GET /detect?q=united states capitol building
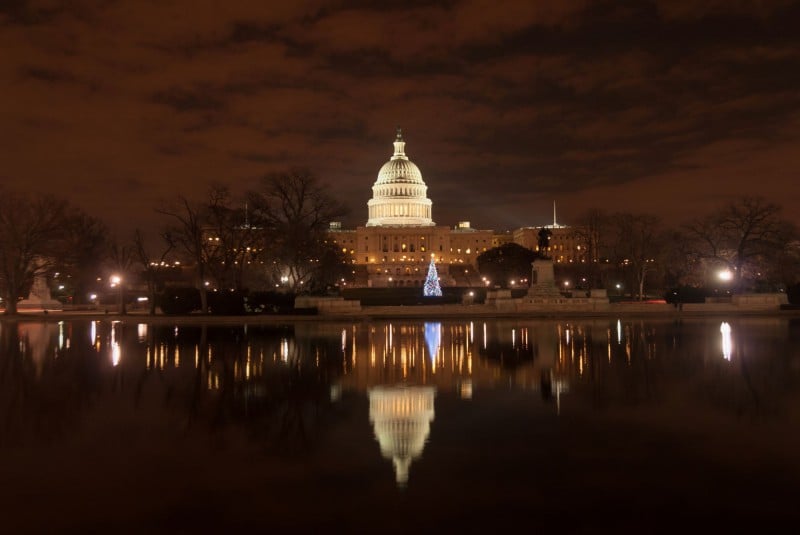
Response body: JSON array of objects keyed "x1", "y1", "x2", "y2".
[{"x1": 328, "y1": 130, "x2": 580, "y2": 288}]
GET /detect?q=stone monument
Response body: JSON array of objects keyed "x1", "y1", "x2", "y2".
[
  {"x1": 528, "y1": 250, "x2": 562, "y2": 297},
  {"x1": 18, "y1": 266, "x2": 63, "y2": 311},
  {"x1": 527, "y1": 259, "x2": 563, "y2": 298},
  {"x1": 527, "y1": 229, "x2": 562, "y2": 298}
]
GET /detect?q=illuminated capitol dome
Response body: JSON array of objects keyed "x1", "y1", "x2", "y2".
[
  {"x1": 327, "y1": 126, "x2": 582, "y2": 288},
  {"x1": 366, "y1": 129, "x2": 435, "y2": 227}
]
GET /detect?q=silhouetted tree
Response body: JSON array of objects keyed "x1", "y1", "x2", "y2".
[
  {"x1": 0, "y1": 189, "x2": 68, "y2": 314},
  {"x1": 106, "y1": 238, "x2": 136, "y2": 314},
  {"x1": 684, "y1": 197, "x2": 797, "y2": 291},
  {"x1": 203, "y1": 185, "x2": 258, "y2": 292},
  {"x1": 609, "y1": 213, "x2": 667, "y2": 300},
  {"x1": 54, "y1": 212, "x2": 109, "y2": 305},
  {"x1": 157, "y1": 194, "x2": 217, "y2": 313},
  {"x1": 132, "y1": 229, "x2": 174, "y2": 315},
  {"x1": 661, "y1": 228, "x2": 702, "y2": 289},
  {"x1": 571, "y1": 209, "x2": 612, "y2": 289},
  {"x1": 477, "y1": 243, "x2": 539, "y2": 288},
  {"x1": 248, "y1": 169, "x2": 348, "y2": 293}
]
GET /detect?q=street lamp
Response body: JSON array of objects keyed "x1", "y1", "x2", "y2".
[{"x1": 718, "y1": 269, "x2": 733, "y2": 282}]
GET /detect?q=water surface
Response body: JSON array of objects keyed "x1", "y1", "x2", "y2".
[{"x1": 1, "y1": 317, "x2": 799, "y2": 532}]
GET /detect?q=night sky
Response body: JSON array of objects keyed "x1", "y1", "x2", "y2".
[{"x1": 2, "y1": 0, "x2": 799, "y2": 237}]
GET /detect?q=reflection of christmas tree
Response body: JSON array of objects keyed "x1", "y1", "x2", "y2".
[
  {"x1": 423, "y1": 256, "x2": 442, "y2": 297},
  {"x1": 424, "y1": 322, "x2": 441, "y2": 363}
]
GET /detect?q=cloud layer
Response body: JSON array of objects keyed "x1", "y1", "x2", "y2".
[{"x1": 2, "y1": 0, "x2": 799, "y2": 234}]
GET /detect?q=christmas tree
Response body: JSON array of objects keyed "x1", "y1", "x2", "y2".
[{"x1": 423, "y1": 256, "x2": 442, "y2": 297}]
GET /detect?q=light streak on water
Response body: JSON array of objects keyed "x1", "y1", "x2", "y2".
[
  {"x1": 111, "y1": 321, "x2": 121, "y2": 366},
  {"x1": 721, "y1": 322, "x2": 732, "y2": 361}
]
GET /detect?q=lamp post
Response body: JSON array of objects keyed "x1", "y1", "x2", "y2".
[
  {"x1": 717, "y1": 269, "x2": 734, "y2": 296},
  {"x1": 110, "y1": 275, "x2": 125, "y2": 315}
]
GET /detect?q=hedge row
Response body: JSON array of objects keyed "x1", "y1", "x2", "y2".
[{"x1": 158, "y1": 288, "x2": 299, "y2": 315}]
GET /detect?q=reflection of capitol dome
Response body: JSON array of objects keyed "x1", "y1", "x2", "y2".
[
  {"x1": 366, "y1": 129, "x2": 435, "y2": 227},
  {"x1": 368, "y1": 385, "x2": 436, "y2": 486}
]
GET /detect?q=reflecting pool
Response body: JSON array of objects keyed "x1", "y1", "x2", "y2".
[{"x1": 1, "y1": 317, "x2": 799, "y2": 531}]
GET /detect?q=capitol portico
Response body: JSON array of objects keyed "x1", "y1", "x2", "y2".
[{"x1": 329, "y1": 130, "x2": 580, "y2": 288}]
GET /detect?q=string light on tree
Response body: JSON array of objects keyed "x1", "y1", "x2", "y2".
[{"x1": 423, "y1": 255, "x2": 442, "y2": 297}]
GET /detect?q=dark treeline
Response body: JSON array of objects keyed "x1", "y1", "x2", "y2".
[
  {"x1": 0, "y1": 169, "x2": 348, "y2": 315},
  {"x1": 554, "y1": 197, "x2": 798, "y2": 300},
  {"x1": 1, "y1": 175, "x2": 798, "y2": 314}
]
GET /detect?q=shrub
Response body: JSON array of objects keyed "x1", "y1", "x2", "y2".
[
  {"x1": 664, "y1": 286, "x2": 709, "y2": 304},
  {"x1": 158, "y1": 287, "x2": 201, "y2": 315},
  {"x1": 207, "y1": 290, "x2": 246, "y2": 315},
  {"x1": 787, "y1": 283, "x2": 800, "y2": 305},
  {"x1": 244, "y1": 291, "x2": 297, "y2": 314}
]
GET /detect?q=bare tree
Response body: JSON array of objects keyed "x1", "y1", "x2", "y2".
[
  {"x1": 0, "y1": 189, "x2": 68, "y2": 314},
  {"x1": 571, "y1": 209, "x2": 612, "y2": 289},
  {"x1": 685, "y1": 197, "x2": 796, "y2": 291},
  {"x1": 157, "y1": 195, "x2": 215, "y2": 314},
  {"x1": 204, "y1": 185, "x2": 258, "y2": 292},
  {"x1": 610, "y1": 213, "x2": 666, "y2": 300},
  {"x1": 661, "y1": 228, "x2": 701, "y2": 288},
  {"x1": 107, "y1": 238, "x2": 136, "y2": 314},
  {"x1": 55, "y1": 212, "x2": 109, "y2": 305},
  {"x1": 248, "y1": 169, "x2": 348, "y2": 293},
  {"x1": 132, "y1": 229, "x2": 174, "y2": 315}
]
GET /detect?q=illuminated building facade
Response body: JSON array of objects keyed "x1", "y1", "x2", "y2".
[
  {"x1": 330, "y1": 131, "x2": 493, "y2": 288},
  {"x1": 329, "y1": 131, "x2": 583, "y2": 288},
  {"x1": 513, "y1": 203, "x2": 583, "y2": 264}
]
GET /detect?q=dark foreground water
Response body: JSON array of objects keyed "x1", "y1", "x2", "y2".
[{"x1": 1, "y1": 317, "x2": 799, "y2": 533}]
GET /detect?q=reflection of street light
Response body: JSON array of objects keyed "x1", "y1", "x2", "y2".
[{"x1": 720, "y1": 321, "x2": 732, "y2": 361}]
